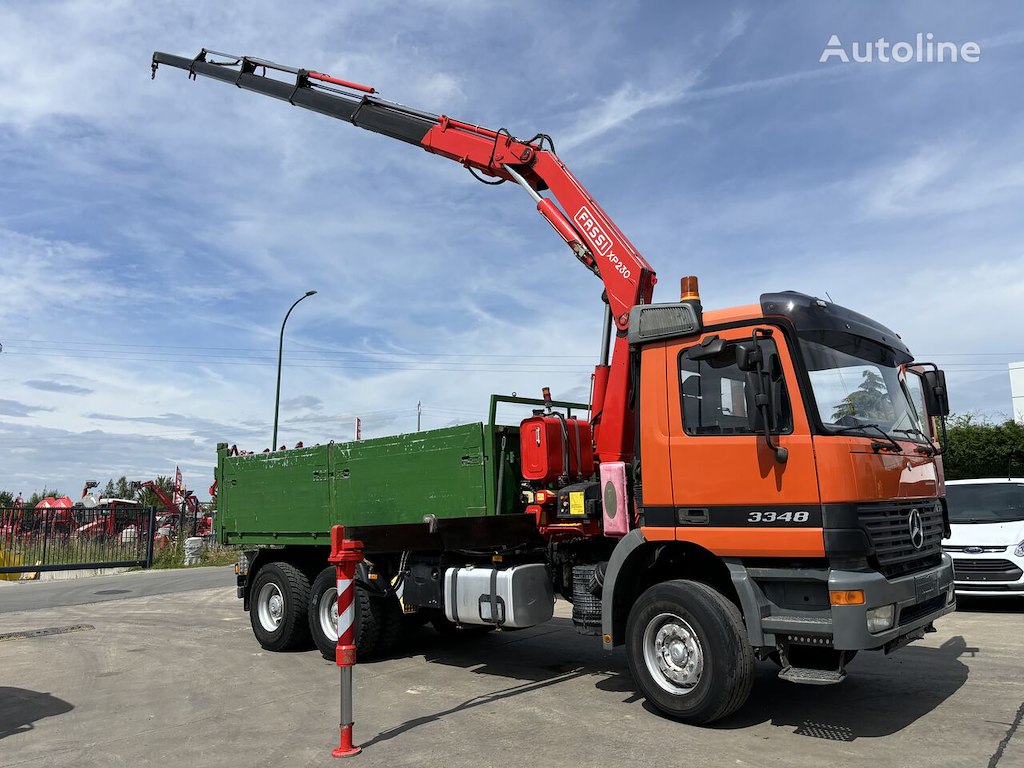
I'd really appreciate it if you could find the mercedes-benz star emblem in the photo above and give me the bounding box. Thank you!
[908,508,925,550]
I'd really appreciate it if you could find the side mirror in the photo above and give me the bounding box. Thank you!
[686,334,726,361]
[922,369,950,417]
[735,342,761,372]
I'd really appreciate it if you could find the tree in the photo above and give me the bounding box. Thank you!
[832,369,895,422]
[0,490,16,507]
[101,476,135,501]
[944,414,1024,480]
[137,476,176,511]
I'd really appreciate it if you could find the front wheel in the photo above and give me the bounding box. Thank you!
[626,579,754,723]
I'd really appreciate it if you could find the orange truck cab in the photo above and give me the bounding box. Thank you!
[602,290,954,687]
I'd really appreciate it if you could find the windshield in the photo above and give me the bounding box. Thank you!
[799,330,927,442]
[946,483,1024,523]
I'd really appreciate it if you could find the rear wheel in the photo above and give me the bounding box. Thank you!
[374,591,405,656]
[626,579,754,723]
[249,562,312,651]
[309,566,380,661]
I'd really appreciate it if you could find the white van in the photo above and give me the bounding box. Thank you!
[944,479,1024,597]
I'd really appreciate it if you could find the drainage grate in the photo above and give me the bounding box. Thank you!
[793,720,855,741]
[94,589,131,595]
[0,624,96,642]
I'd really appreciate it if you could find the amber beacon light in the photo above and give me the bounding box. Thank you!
[680,275,700,302]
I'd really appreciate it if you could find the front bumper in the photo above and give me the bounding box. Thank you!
[738,554,956,652]
[947,549,1024,596]
[828,554,956,650]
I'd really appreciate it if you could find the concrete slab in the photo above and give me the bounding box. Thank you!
[0,586,1021,768]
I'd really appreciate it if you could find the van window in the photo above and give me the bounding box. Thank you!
[946,483,1024,523]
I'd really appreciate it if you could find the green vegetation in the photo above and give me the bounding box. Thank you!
[149,526,235,570]
[96,475,175,506]
[150,542,237,569]
[944,414,1024,480]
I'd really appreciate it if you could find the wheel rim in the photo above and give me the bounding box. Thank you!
[318,585,339,642]
[256,582,285,632]
[642,612,704,695]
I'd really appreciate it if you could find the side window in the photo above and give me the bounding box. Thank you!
[903,371,932,434]
[679,339,792,436]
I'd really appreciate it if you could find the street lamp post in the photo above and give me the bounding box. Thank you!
[272,290,317,451]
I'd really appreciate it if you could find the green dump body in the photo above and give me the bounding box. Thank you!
[216,421,524,547]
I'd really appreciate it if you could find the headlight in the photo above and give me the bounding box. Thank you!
[866,604,895,633]
[1015,540,1024,558]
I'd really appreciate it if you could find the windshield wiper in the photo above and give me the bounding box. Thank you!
[892,427,938,456]
[831,423,902,453]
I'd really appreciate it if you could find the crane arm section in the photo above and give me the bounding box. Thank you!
[152,49,659,461]
[138,480,178,518]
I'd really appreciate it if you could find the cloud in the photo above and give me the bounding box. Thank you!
[281,395,323,410]
[558,77,700,152]
[0,399,53,417]
[861,140,1024,219]
[25,380,94,395]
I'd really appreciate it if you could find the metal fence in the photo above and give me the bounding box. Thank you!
[0,505,156,574]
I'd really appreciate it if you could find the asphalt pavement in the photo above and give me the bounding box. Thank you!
[0,570,1021,768]
[0,566,232,614]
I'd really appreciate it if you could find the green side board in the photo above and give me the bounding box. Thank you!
[215,395,588,547]
[217,422,520,546]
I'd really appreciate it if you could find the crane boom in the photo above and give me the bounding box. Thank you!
[152,49,659,462]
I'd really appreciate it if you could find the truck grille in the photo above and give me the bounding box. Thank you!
[952,558,1023,583]
[859,501,943,579]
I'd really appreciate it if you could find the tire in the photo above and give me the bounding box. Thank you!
[374,592,405,656]
[402,609,432,629]
[249,562,312,651]
[308,566,381,662]
[626,579,754,724]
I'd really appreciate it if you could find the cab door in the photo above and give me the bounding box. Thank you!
[662,326,823,556]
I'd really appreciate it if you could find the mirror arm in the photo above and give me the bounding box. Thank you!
[933,414,948,456]
[763,410,789,464]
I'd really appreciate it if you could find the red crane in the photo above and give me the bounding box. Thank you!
[151,49,663,464]
[137,480,211,537]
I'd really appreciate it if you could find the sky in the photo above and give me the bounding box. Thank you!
[2,2,1024,498]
